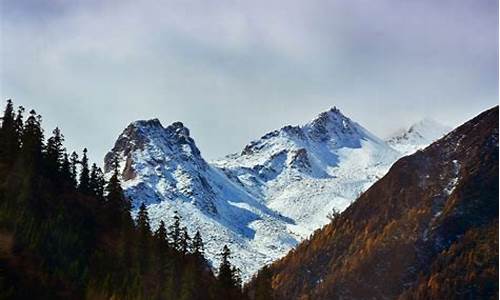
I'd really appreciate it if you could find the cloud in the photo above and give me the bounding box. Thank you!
[0,0,498,163]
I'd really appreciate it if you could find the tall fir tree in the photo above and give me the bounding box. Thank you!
[168,211,182,252]
[78,148,91,195]
[218,245,241,299]
[45,127,65,177]
[13,106,24,145]
[60,152,71,182]
[20,110,44,170]
[154,220,168,246]
[105,157,131,225]
[137,202,151,235]
[137,202,151,275]
[180,227,191,255]
[69,151,79,187]
[192,231,205,260]
[0,100,18,165]
[89,163,105,200]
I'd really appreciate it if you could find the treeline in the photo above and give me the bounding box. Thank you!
[0,100,245,299]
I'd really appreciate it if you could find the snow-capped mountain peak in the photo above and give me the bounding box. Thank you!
[306,107,360,141]
[387,118,452,155]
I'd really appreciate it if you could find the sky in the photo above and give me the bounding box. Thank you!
[1,0,498,164]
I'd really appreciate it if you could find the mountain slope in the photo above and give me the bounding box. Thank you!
[387,118,451,155]
[214,107,400,236]
[104,108,401,279]
[249,106,498,299]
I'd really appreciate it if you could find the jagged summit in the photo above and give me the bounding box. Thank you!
[104,119,202,174]
[239,106,382,158]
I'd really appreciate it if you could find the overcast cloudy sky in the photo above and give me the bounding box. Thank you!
[1,0,498,164]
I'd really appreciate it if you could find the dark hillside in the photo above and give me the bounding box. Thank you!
[248,106,498,300]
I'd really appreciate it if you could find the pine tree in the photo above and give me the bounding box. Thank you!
[45,127,65,177]
[14,109,44,214]
[0,100,18,165]
[60,152,71,182]
[168,211,182,252]
[69,151,79,187]
[154,220,173,298]
[218,245,240,299]
[154,220,169,248]
[137,202,151,235]
[180,227,191,255]
[13,106,24,146]
[89,163,105,200]
[137,202,151,275]
[78,148,91,195]
[105,158,130,225]
[192,231,205,260]
[20,110,44,169]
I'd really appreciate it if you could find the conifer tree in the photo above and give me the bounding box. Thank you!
[69,151,79,187]
[20,110,44,169]
[137,202,151,235]
[60,152,71,182]
[155,220,167,240]
[45,127,65,177]
[0,100,18,165]
[192,230,205,260]
[180,227,191,255]
[154,220,173,298]
[168,211,182,252]
[14,106,24,145]
[78,148,91,194]
[218,245,240,299]
[89,163,105,200]
[137,202,151,274]
[105,158,131,224]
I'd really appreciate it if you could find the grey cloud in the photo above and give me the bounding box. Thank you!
[0,0,497,164]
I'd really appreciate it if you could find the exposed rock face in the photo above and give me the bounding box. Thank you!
[104,119,215,212]
[250,106,498,300]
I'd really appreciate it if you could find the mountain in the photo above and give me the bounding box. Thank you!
[248,106,498,299]
[387,118,452,155]
[213,107,400,236]
[104,107,401,280]
[104,119,298,279]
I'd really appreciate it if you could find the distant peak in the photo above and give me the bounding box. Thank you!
[387,117,452,151]
[407,118,451,134]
